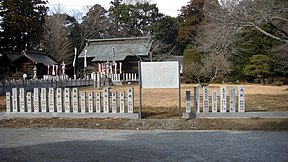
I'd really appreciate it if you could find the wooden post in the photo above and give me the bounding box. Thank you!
[88,92,94,113]
[12,88,18,112]
[238,86,245,112]
[64,88,71,113]
[40,88,47,112]
[186,91,191,113]
[103,88,110,113]
[48,88,55,113]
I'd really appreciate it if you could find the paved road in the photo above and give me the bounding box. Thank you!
[0,129,287,162]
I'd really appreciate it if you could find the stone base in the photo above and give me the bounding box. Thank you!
[4,112,140,119]
[182,113,196,119]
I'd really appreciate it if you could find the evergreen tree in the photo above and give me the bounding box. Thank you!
[0,0,48,51]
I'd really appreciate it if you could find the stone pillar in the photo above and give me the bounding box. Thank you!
[112,92,117,113]
[72,88,79,113]
[56,88,62,113]
[220,86,227,113]
[120,92,125,113]
[96,92,101,113]
[6,92,11,113]
[26,92,32,113]
[40,88,47,112]
[19,88,25,112]
[229,86,236,113]
[203,86,209,113]
[193,85,200,113]
[12,88,18,112]
[103,88,110,113]
[48,88,55,113]
[33,88,39,113]
[127,87,134,113]
[212,90,217,113]
[88,92,94,113]
[64,88,71,113]
[81,92,86,113]
[186,91,191,113]
[238,86,245,112]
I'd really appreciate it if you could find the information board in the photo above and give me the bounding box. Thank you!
[141,62,179,88]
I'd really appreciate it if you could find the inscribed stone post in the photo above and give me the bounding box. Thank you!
[194,85,200,113]
[96,92,101,113]
[119,92,125,113]
[186,91,191,113]
[40,88,47,112]
[72,88,79,113]
[33,88,39,113]
[26,92,32,112]
[127,87,134,113]
[56,88,62,113]
[48,88,55,113]
[88,92,94,113]
[64,88,71,113]
[103,88,110,113]
[203,86,209,113]
[19,88,25,112]
[220,86,227,113]
[112,92,117,113]
[12,88,18,112]
[80,92,86,113]
[6,92,11,113]
[229,86,236,113]
[238,86,245,112]
[212,90,217,113]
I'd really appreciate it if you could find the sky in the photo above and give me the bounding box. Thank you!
[47,0,190,17]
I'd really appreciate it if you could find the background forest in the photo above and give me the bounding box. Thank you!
[0,0,287,84]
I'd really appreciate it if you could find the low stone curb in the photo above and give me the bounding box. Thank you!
[182,111,288,119]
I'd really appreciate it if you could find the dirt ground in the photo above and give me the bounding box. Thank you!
[0,83,288,130]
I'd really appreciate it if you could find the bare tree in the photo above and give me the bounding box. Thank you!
[183,52,232,84]
[42,5,74,64]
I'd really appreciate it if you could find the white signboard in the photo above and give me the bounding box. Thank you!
[141,62,179,88]
[186,91,191,113]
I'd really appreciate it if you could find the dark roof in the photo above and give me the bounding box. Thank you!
[22,52,57,66]
[3,52,21,62]
[79,37,152,62]
[14,51,57,65]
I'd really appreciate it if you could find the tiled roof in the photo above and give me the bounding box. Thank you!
[79,37,152,62]
[23,52,57,65]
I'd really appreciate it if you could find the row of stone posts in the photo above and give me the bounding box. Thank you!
[6,87,135,114]
[185,85,245,113]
